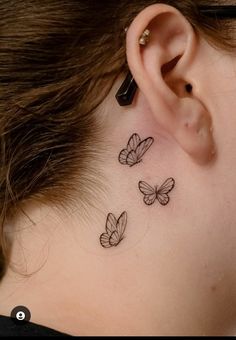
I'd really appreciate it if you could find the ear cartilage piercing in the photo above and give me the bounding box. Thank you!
[115,71,138,106]
[116,29,150,106]
[116,6,236,107]
[139,29,150,46]
[115,29,150,106]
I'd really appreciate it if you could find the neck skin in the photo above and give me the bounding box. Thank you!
[1,40,236,336]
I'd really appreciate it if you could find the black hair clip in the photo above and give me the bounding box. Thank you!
[199,5,236,19]
[115,5,236,107]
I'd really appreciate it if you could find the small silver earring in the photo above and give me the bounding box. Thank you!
[139,29,150,46]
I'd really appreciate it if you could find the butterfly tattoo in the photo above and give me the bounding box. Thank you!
[138,178,175,206]
[100,211,127,248]
[119,133,154,167]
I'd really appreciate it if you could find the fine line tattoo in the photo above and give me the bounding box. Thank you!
[119,133,154,167]
[100,211,127,248]
[138,178,175,206]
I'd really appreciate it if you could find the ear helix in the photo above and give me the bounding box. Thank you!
[115,28,151,107]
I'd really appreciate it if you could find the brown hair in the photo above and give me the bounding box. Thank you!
[0,0,235,279]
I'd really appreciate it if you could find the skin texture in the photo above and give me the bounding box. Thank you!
[0,4,236,336]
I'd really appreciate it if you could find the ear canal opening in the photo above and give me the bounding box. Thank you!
[161,55,182,76]
[185,84,193,93]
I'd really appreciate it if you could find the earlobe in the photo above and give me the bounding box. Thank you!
[125,4,215,165]
[173,98,215,165]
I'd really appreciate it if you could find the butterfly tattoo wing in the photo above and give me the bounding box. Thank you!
[157,178,175,206]
[135,137,154,162]
[138,181,157,206]
[100,233,112,248]
[127,133,141,152]
[119,134,153,166]
[119,134,141,165]
[105,213,117,234]
[109,211,127,246]
[100,212,127,248]
[126,150,139,166]
[126,137,154,166]
[119,149,130,165]
[116,211,127,240]
[100,213,117,248]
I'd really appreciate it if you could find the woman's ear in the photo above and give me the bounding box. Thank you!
[126,4,215,165]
